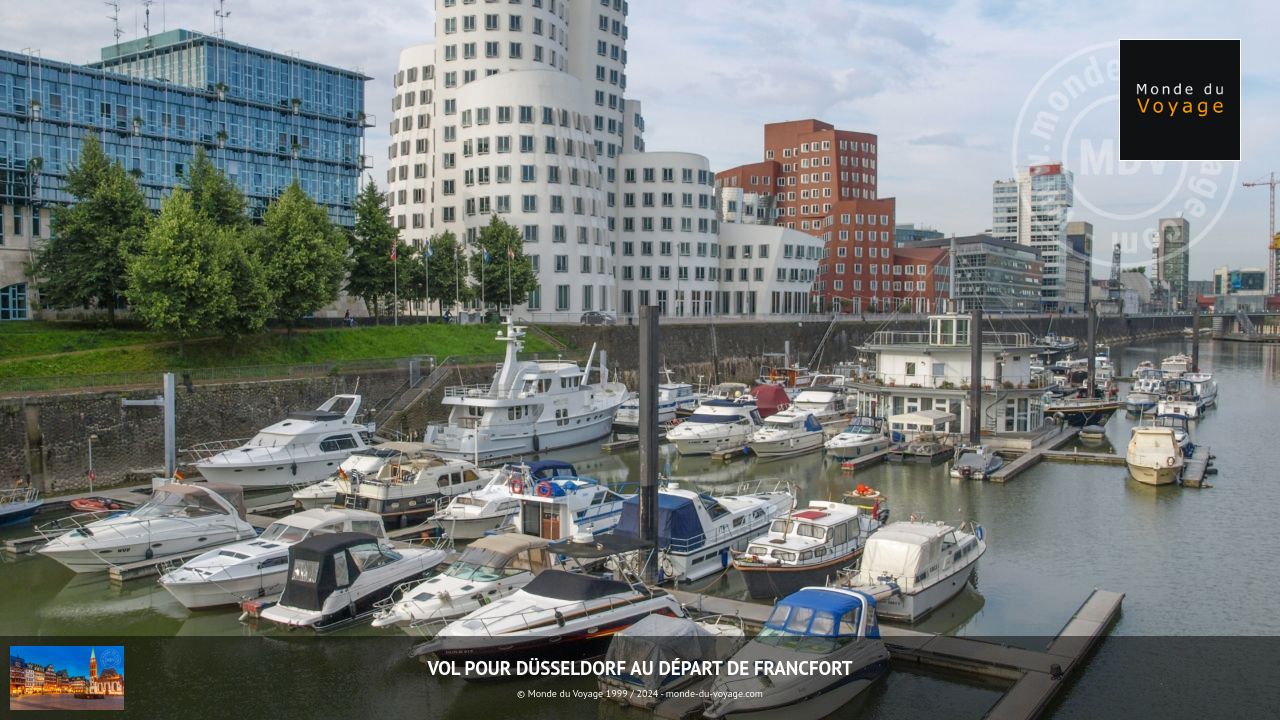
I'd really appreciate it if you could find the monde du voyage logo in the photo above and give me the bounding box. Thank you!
[1120,39,1240,161]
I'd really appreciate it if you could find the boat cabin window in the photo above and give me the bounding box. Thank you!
[463,469,479,483]
[320,434,359,452]
[333,554,350,587]
[349,543,400,571]
[258,556,288,570]
[559,376,582,389]
[832,523,848,545]
[291,558,321,583]
[261,522,309,543]
[699,496,730,520]
[134,489,228,518]
[351,520,383,536]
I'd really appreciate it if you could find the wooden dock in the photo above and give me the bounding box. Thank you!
[989,428,1080,482]
[710,445,752,462]
[1181,445,1214,488]
[601,432,667,454]
[835,447,893,471]
[668,587,1123,720]
[1039,449,1126,465]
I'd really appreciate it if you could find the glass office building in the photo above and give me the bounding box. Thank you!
[0,31,370,319]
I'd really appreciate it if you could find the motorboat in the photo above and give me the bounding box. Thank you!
[370,534,554,631]
[425,462,546,539]
[703,587,890,719]
[1154,413,1194,456]
[825,416,891,459]
[1182,372,1218,408]
[337,454,488,528]
[409,568,686,663]
[614,373,700,429]
[757,362,820,397]
[1043,396,1122,427]
[949,445,1004,480]
[422,318,628,463]
[838,519,986,623]
[158,508,389,609]
[1155,378,1207,418]
[733,499,884,599]
[0,486,43,527]
[257,531,447,631]
[1161,353,1192,378]
[192,395,373,488]
[748,411,825,459]
[599,613,747,710]
[784,386,853,431]
[1038,333,1080,356]
[704,382,752,402]
[1126,427,1184,486]
[887,433,955,464]
[509,461,633,541]
[291,443,437,510]
[37,483,256,573]
[610,482,793,583]
[1124,372,1166,413]
[667,400,764,456]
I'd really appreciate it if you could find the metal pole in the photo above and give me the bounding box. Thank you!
[1086,303,1098,398]
[394,248,399,326]
[163,372,176,479]
[638,306,660,584]
[969,308,982,445]
[87,434,95,493]
[1191,303,1201,372]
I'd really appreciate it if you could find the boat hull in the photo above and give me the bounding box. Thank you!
[161,568,287,609]
[1046,403,1122,427]
[196,456,346,488]
[425,413,620,464]
[824,438,890,459]
[38,527,252,573]
[0,502,42,527]
[427,512,514,540]
[873,555,980,623]
[737,549,861,600]
[749,432,824,458]
[669,427,754,456]
[1127,463,1182,486]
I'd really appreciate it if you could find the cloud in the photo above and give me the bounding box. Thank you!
[909,131,969,147]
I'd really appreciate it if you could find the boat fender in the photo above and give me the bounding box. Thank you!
[975,525,984,541]
[532,434,540,454]
[554,609,565,628]
[719,547,730,569]
[291,461,298,476]
[144,548,154,560]
[535,481,554,497]
[1166,395,1175,401]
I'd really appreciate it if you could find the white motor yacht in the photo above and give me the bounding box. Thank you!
[370,534,553,631]
[291,443,435,510]
[839,519,986,623]
[409,568,685,663]
[422,318,628,463]
[37,483,256,573]
[337,454,487,528]
[785,385,853,431]
[158,508,388,609]
[427,462,532,539]
[510,462,633,541]
[1126,426,1184,485]
[192,395,373,488]
[749,411,825,458]
[1124,372,1166,413]
[703,587,890,719]
[733,499,884,599]
[1183,372,1218,408]
[1161,353,1192,378]
[614,374,700,429]
[949,445,1005,480]
[667,399,764,456]
[611,482,792,583]
[257,531,447,631]
[824,416,890,459]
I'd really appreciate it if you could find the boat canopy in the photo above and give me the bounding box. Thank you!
[764,587,878,639]
[521,568,634,601]
[750,384,790,416]
[614,493,706,551]
[280,531,379,611]
[604,614,746,692]
[459,534,551,572]
[525,460,577,479]
[152,483,246,519]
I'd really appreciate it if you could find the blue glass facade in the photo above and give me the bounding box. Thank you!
[0,30,369,225]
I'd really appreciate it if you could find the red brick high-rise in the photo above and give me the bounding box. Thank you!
[716,119,897,313]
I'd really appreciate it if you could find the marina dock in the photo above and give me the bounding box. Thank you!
[601,432,667,454]
[988,427,1079,482]
[669,588,1123,720]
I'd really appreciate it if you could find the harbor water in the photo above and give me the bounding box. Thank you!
[4,337,1280,718]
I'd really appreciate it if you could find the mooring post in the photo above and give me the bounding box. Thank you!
[1087,303,1097,398]
[638,306,660,584]
[969,308,982,445]
[1191,304,1201,372]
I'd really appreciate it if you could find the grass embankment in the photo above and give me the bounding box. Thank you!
[0,322,560,380]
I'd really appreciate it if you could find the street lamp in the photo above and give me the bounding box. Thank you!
[87,434,99,493]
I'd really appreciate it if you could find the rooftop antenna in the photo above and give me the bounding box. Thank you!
[142,0,154,46]
[215,0,230,39]
[105,1,123,47]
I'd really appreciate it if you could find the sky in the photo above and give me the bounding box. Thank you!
[10,645,124,678]
[3,0,1277,280]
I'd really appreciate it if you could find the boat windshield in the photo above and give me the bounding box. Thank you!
[843,422,878,435]
[442,546,521,582]
[769,519,825,538]
[260,522,310,543]
[757,604,861,652]
[132,489,226,518]
[686,413,739,424]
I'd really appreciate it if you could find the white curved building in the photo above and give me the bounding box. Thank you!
[387,44,437,315]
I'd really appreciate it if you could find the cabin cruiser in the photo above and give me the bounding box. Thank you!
[614,375,700,429]
[0,486,42,527]
[887,433,955,464]
[1124,372,1166,413]
[949,445,1005,480]
[422,318,628,463]
[757,362,820,397]
[599,613,747,710]
[825,416,890,459]
[336,455,487,528]
[510,461,633,541]
[1155,378,1209,418]
[703,587,890,720]
[1126,427,1184,486]
[838,519,986,623]
[668,400,764,456]
[1161,353,1192,378]
[785,386,853,431]
[37,483,256,573]
[1154,413,1194,456]
[749,411,825,458]
[192,395,373,488]
[425,461,549,539]
[610,482,792,583]
[158,508,388,609]
[704,382,752,402]
[1044,395,1122,427]
[1038,333,1080,356]
[1182,372,1218,408]
[409,568,686,663]
[371,534,553,631]
[257,531,447,631]
[733,499,884,599]
[292,443,436,510]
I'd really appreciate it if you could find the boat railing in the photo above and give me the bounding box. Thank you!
[34,510,241,543]
[442,383,515,400]
[0,487,39,505]
[182,438,252,462]
[411,592,657,640]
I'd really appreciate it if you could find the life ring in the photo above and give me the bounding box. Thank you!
[854,484,873,496]
[1166,456,1175,467]
[535,481,554,497]
[508,476,524,494]
[1166,395,1176,401]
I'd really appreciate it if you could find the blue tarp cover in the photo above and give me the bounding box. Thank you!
[525,460,576,479]
[614,493,704,550]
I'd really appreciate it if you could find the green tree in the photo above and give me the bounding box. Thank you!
[35,135,148,324]
[260,181,347,329]
[345,181,400,321]
[467,215,539,311]
[423,231,471,318]
[184,147,248,227]
[214,227,274,343]
[125,190,234,348]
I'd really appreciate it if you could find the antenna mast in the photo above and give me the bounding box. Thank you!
[142,0,154,46]
[105,1,123,47]
[215,0,231,39]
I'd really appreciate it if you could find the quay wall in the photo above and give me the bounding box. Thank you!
[0,315,1190,493]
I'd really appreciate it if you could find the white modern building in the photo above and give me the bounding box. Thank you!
[718,186,773,225]
[718,223,823,317]
[1155,217,1190,311]
[992,162,1084,311]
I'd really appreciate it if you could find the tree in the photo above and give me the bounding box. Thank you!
[423,231,471,317]
[214,227,274,343]
[125,190,234,348]
[467,215,539,310]
[345,181,400,321]
[184,147,248,227]
[35,135,148,324]
[260,181,347,329]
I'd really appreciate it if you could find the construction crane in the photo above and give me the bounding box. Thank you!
[1242,172,1278,294]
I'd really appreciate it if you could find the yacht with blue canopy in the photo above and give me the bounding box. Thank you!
[509,460,635,542]
[703,587,890,719]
